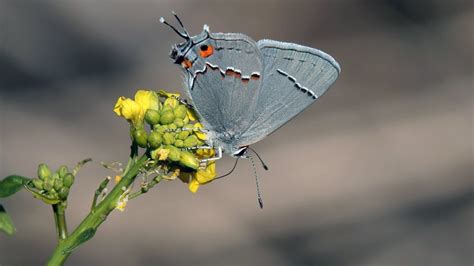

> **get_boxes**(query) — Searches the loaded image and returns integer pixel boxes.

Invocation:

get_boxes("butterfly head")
[161,13,212,69]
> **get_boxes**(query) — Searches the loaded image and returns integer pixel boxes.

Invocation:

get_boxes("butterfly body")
[164,20,340,158]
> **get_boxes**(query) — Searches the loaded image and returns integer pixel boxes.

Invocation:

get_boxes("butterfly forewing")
[186,33,263,144]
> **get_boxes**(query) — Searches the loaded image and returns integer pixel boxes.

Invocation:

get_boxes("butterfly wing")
[184,33,263,147]
[238,39,341,145]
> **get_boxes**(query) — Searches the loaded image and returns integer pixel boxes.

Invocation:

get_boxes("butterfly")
[161,13,340,205]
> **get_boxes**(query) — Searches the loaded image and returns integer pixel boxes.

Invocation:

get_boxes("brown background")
[0,0,472,265]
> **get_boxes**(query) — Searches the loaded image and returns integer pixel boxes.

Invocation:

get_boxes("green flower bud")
[161,105,173,114]
[148,131,163,148]
[166,145,181,162]
[177,130,190,140]
[174,139,184,148]
[133,128,148,148]
[50,189,59,199]
[154,125,166,134]
[184,123,194,130]
[168,123,178,130]
[54,178,63,191]
[160,110,175,125]
[183,135,198,148]
[32,179,44,190]
[179,151,200,169]
[44,178,54,192]
[174,118,184,128]
[58,187,69,200]
[173,105,187,119]
[183,116,190,125]
[63,173,75,188]
[162,132,175,145]
[145,109,161,125]
[38,163,52,180]
[58,165,69,179]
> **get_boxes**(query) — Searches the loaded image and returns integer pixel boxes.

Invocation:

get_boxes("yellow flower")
[188,161,216,193]
[195,161,216,184]
[114,90,159,126]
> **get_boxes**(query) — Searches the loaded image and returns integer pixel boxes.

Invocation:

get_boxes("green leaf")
[63,228,96,254]
[0,175,30,198]
[0,204,15,236]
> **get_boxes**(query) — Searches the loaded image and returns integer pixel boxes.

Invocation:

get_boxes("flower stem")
[52,204,68,241]
[47,155,148,266]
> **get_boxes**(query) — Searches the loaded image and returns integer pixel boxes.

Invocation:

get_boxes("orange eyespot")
[182,58,193,69]
[199,44,214,58]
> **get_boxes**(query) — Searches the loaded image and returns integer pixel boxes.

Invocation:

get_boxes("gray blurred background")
[0,0,472,265]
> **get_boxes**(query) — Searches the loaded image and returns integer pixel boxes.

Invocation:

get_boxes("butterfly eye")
[199,44,214,58]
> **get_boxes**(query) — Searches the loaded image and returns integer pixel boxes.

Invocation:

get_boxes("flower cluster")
[114,90,217,192]
[25,164,76,204]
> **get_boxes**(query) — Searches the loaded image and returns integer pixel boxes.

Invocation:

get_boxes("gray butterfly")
[161,13,340,165]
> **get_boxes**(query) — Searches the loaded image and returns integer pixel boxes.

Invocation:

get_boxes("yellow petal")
[113,96,126,116]
[114,97,142,123]
[193,123,207,140]
[135,90,159,111]
[187,109,198,122]
[115,175,122,184]
[188,177,200,193]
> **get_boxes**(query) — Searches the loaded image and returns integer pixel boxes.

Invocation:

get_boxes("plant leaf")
[63,227,96,254]
[0,204,15,236]
[0,175,30,198]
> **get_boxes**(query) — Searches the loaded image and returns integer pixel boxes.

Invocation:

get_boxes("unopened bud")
[145,109,161,125]
[173,105,187,119]
[177,130,190,140]
[63,173,75,188]
[179,151,200,169]
[160,110,175,125]
[58,187,69,200]
[58,165,69,179]
[148,131,163,148]
[133,128,148,148]
[38,163,52,180]
[174,139,184,148]
[183,135,198,148]
[174,118,184,128]
[166,145,181,162]
[53,178,63,191]
[32,179,44,190]
[162,132,175,145]
[44,178,54,192]
[168,123,178,130]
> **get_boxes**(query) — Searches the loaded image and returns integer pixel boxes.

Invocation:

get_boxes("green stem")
[52,204,68,241]
[47,155,148,266]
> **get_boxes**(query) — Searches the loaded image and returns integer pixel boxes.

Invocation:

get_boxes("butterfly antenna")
[249,147,269,170]
[249,154,264,209]
[159,16,189,40]
[171,11,190,38]
[215,158,239,180]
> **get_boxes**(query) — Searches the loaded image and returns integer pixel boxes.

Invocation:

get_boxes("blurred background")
[0,0,472,265]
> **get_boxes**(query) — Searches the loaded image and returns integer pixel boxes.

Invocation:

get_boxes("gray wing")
[185,33,263,144]
[238,39,341,145]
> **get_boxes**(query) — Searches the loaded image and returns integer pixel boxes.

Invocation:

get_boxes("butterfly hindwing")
[238,39,341,145]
